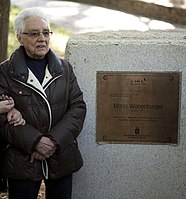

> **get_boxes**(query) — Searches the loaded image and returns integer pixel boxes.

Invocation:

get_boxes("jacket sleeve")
[0,123,42,154]
[0,62,42,154]
[48,61,86,150]
[0,113,7,127]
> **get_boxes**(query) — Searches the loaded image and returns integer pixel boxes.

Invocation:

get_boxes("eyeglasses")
[22,31,53,38]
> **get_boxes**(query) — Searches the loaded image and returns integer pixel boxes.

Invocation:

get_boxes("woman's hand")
[30,137,57,163]
[30,151,46,163]
[7,108,26,126]
[0,96,14,113]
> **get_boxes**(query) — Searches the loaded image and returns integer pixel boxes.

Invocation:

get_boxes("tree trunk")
[64,0,186,24]
[0,0,10,62]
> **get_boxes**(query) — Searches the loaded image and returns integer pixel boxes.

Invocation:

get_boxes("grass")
[8,5,71,58]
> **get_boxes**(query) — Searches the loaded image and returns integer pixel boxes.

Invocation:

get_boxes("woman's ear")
[17,34,23,46]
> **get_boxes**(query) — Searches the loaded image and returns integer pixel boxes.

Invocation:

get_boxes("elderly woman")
[0,7,86,199]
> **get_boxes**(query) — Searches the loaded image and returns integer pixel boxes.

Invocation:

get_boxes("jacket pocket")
[59,140,83,172]
[71,140,83,172]
[48,140,83,178]
[11,87,31,109]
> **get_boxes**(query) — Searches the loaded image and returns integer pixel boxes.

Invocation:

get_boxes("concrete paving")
[10,0,186,57]
[10,0,186,34]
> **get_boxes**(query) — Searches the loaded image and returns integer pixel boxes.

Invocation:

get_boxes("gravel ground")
[0,181,45,199]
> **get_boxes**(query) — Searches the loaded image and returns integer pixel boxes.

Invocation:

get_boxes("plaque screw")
[169,76,174,81]
[103,75,108,80]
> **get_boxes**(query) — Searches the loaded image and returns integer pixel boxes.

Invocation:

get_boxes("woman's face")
[17,16,51,59]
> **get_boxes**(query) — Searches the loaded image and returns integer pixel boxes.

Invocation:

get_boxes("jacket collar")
[9,46,63,82]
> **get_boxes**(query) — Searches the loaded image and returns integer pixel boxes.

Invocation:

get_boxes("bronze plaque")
[96,72,181,145]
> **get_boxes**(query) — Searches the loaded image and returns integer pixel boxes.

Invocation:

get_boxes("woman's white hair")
[14,7,50,34]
